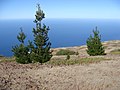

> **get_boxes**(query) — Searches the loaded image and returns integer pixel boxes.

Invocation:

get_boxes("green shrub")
[86,27,106,56]
[56,49,78,55]
[66,54,70,60]
[76,52,79,55]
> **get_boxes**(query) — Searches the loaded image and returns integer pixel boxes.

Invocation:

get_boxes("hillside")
[0,40,120,90]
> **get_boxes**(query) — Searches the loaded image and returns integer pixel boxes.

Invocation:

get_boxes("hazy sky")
[0,0,120,19]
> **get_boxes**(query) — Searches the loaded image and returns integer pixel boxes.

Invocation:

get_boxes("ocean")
[0,18,120,56]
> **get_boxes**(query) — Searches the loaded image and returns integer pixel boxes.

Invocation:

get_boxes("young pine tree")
[86,27,105,56]
[30,4,52,63]
[12,4,52,64]
[12,28,31,64]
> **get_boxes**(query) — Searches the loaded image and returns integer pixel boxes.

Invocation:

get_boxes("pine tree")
[30,4,52,63]
[12,4,52,64]
[12,28,31,64]
[86,27,105,56]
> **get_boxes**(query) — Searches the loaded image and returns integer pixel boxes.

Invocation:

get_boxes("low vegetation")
[0,56,111,66]
[110,49,120,54]
[46,57,110,66]
[56,49,78,55]
[66,54,70,60]
[0,57,15,63]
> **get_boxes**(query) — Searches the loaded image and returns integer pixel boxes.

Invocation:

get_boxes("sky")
[0,0,120,19]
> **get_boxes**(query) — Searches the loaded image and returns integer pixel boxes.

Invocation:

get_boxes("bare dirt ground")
[0,40,120,90]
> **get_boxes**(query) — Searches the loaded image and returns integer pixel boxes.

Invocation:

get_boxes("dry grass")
[0,40,120,90]
[110,49,120,55]
[47,57,110,66]
[0,55,120,90]
[0,57,15,63]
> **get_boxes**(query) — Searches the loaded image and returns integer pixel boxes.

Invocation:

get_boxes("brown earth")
[0,40,120,90]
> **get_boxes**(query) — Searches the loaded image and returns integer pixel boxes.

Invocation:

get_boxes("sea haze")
[0,19,120,56]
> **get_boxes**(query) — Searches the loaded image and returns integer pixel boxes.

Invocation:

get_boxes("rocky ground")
[0,40,120,90]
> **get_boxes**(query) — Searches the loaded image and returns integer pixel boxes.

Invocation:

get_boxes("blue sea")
[0,19,120,56]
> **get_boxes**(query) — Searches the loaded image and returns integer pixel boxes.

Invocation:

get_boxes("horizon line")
[0,17,120,20]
